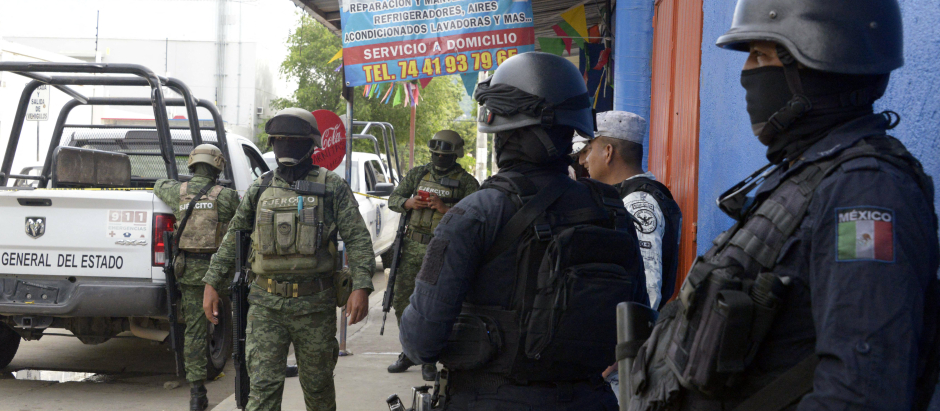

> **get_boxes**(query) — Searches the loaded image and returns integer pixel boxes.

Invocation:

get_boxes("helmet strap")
[758,46,813,143]
[531,126,559,158]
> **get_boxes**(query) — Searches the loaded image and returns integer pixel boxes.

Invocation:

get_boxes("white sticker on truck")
[0,252,125,269]
[107,210,149,239]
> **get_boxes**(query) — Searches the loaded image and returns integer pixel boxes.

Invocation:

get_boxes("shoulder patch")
[416,238,449,285]
[627,199,659,234]
[836,206,894,263]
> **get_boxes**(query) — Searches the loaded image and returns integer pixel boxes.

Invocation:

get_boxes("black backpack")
[451,171,648,380]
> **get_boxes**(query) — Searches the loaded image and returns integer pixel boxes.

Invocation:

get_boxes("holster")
[628,260,788,410]
[438,304,517,373]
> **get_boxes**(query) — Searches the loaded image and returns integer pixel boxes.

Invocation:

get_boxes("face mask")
[271,137,314,167]
[431,153,457,171]
[189,163,219,179]
[740,66,793,145]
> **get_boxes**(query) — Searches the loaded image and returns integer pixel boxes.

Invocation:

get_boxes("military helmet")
[474,52,594,137]
[265,108,322,148]
[188,144,225,172]
[428,130,465,157]
[716,0,903,74]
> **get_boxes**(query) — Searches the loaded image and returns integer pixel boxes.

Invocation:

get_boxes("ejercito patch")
[836,206,894,262]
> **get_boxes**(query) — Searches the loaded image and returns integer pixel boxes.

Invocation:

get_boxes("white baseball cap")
[595,111,647,144]
[571,135,589,155]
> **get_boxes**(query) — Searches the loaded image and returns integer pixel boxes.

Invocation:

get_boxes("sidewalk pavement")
[212,269,430,411]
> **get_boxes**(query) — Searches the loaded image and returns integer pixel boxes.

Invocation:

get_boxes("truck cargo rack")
[0,63,231,187]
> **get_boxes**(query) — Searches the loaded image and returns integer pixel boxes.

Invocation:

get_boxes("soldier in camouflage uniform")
[386,130,480,381]
[202,108,374,411]
[154,144,239,411]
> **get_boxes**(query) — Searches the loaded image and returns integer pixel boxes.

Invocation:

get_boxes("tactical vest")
[175,182,226,253]
[250,170,335,276]
[408,170,462,235]
[619,177,683,304]
[438,173,647,383]
[628,135,940,411]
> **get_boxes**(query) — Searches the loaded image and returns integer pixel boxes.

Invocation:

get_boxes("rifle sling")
[732,355,819,411]
[173,182,214,254]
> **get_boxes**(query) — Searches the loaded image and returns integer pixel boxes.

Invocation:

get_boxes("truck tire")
[0,322,21,369]
[206,295,233,381]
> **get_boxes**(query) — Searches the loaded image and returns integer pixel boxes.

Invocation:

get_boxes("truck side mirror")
[368,182,394,197]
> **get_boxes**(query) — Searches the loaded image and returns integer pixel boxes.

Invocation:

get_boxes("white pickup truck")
[0,63,400,377]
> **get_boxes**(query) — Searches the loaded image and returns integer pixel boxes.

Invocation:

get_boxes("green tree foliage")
[273,13,478,175]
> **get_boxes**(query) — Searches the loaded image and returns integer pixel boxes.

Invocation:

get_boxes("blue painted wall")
[696,0,940,254]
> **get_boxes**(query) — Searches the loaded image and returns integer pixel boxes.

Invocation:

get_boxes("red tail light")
[153,213,176,266]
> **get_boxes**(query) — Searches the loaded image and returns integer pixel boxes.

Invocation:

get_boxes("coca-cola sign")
[310,110,347,171]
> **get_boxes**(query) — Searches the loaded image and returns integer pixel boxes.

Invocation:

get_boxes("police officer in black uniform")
[627,1,940,410]
[399,51,649,410]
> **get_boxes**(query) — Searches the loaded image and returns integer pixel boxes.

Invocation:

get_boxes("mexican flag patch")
[837,207,894,262]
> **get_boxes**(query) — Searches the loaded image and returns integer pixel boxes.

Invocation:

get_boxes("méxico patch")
[836,206,894,262]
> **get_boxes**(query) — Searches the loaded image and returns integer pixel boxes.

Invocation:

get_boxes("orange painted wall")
[647,0,704,302]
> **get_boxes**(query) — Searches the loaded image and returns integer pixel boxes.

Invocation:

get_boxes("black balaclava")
[271,138,316,184]
[741,65,885,164]
[190,163,220,180]
[495,125,573,173]
[431,153,458,173]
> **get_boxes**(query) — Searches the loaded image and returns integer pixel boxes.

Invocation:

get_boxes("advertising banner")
[340,0,535,87]
[311,110,347,171]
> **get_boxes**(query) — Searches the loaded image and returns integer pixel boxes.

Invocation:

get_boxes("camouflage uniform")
[154,175,239,383]
[204,168,374,411]
[387,163,479,324]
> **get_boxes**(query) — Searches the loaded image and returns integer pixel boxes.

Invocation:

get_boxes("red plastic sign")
[310,110,347,171]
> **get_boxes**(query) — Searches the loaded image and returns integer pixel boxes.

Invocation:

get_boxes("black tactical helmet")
[474,52,593,138]
[428,130,465,157]
[716,0,903,74]
[265,108,322,148]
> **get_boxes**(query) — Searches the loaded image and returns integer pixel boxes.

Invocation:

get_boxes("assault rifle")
[231,230,252,410]
[380,210,411,335]
[162,231,185,377]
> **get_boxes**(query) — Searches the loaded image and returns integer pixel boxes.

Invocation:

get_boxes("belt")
[254,275,333,298]
[184,252,214,261]
[407,229,434,245]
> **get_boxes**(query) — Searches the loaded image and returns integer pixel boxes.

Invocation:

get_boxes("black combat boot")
[422,363,437,382]
[387,352,416,373]
[190,382,208,411]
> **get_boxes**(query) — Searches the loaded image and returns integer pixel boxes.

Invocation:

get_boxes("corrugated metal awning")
[290,0,609,46]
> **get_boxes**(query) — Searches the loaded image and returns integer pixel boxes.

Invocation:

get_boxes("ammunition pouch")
[439,304,518,373]
[251,171,334,275]
[406,228,434,245]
